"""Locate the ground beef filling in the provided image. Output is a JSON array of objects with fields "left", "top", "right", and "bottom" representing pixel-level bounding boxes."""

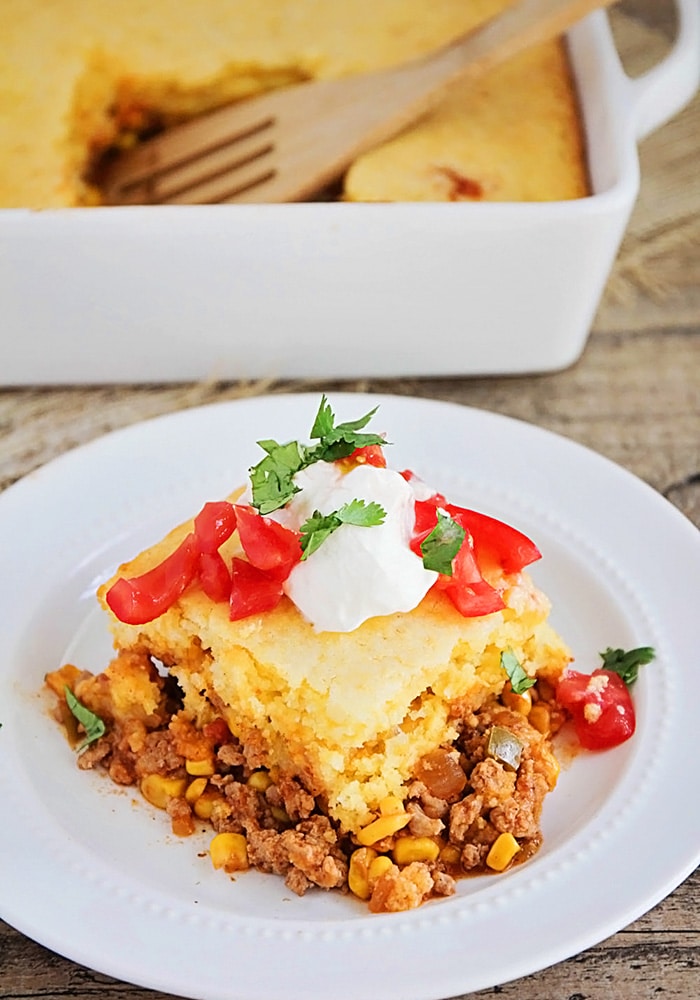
[{"left": 47, "top": 657, "right": 563, "bottom": 913}]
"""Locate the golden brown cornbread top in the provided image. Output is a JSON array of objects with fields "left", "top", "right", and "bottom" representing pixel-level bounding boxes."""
[{"left": 1, "top": 0, "right": 587, "bottom": 207}]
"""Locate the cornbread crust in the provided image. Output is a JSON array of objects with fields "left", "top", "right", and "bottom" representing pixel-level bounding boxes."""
[
  {"left": 98, "top": 498, "right": 571, "bottom": 835},
  {"left": 344, "top": 40, "right": 588, "bottom": 203},
  {"left": 1, "top": 0, "right": 587, "bottom": 208}
]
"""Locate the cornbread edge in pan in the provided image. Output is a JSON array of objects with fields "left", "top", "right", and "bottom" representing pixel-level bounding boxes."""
[{"left": 0, "top": 0, "right": 587, "bottom": 208}]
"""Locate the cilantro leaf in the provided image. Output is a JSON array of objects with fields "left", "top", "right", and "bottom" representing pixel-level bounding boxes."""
[
  {"left": 501, "top": 650, "right": 536, "bottom": 695},
  {"left": 299, "top": 510, "right": 338, "bottom": 559},
  {"left": 420, "top": 510, "right": 465, "bottom": 575},
  {"left": 599, "top": 646, "right": 655, "bottom": 687},
  {"left": 309, "top": 395, "right": 338, "bottom": 441},
  {"left": 64, "top": 685, "right": 106, "bottom": 752},
  {"left": 300, "top": 499, "right": 386, "bottom": 559},
  {"left": 249, "top": 396, "right": 387, "bottom": 513},
  {"left": 336, "top": 498, "right": 386, "bottom": 527},
  {"left": 249, "top": 438, "right": 307, "bottom": 514},
  {"left": 307, "top": 394, "right": 385, "bottom": 463}
]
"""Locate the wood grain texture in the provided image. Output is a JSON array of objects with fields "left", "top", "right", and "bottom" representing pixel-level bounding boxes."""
[{"left": 0, "top": 3, "right": 698, "bottom": 998}]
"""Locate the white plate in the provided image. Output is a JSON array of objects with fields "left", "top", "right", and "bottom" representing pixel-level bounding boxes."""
[{"left": 1, "top": 392, "right": 699, "bottom": 1000}]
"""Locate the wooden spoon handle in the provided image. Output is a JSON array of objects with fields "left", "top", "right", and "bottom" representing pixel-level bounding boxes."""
[{"left": 383, "top": 0, "right": 615, "bottom": 120}]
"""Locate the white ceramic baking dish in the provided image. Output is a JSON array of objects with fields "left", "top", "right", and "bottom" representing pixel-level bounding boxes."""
[{"left": 0, "top": 1, "right": 698, "bottom": 385}]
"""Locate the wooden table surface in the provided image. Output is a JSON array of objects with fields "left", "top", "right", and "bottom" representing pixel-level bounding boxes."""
[{"left": 1, "top": 3, "right": 698, "bottom": 998}]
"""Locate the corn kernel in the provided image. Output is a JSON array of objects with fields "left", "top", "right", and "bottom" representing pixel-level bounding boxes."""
[
  {"left": 356, "top": 811, "right": 411, "bottom": 846},
  {"left": 209, "top": 832, "right": 249, "bottom": 872},
  {"left": 528, "top": 703, "right": 551, "bottom": 735},
  {"left": 139, "top": 773, "right": 188, "bottom": 810},
  {"left": 439, "top": 844, "right": 462, "bottom": 867},
  {"left": 502, "top": 686, "right": 533, "bottom": 716},
  {"left": 185, "top": 757, "right": 215, "bottom": 777},
  {"left": 348, "top": 847, "right": 378, "bottom": 900},
  {"left": 392, "top": 836, "right": 441, "bottom": 866},
  {"left": 368, "top": 855, "right": 394, "bottom": 882},
  {"left": 379, "top": 795, "right": 405, "bottom": 816},
  {"left": 193, "top": 788, "right": 225, "bottom": 820},
  {"left": 247, "top": 770, "right": 273, "bottom": 792},
  {"left": 185, "top": 777, "right": 208, "bottom": 804},
  {"left": 486, "top": 832, "right": 520, "bottom": 872}
]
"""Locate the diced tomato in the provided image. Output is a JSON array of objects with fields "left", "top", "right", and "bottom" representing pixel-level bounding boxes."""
[
  {"left": 194, "top": 501, "right": 237, "bottom": 553},
  {"left": 198, "top": 550, "right": 232, "bottom": 603},
  {"left": 409, "top": 499, "right": 440, "bottom": 557},
  {"left": 410, "top": 497, "right": 505, "bottom": 617},
  {"left": 347, "top": 444, "right": 387, "bottom": 468},
  {"left": 234, "top": 505, "right": 302, "bottom": 581},
  {"left": 105, "top": 533, "right": 200, "bottom": 625},
  {"left": 444, "top": 578, "right": 505, "bottom": 617},
  {"left": 229, "top": 557, "right": 284, "bottom": 620},
  {"left": 437, "top": 534, "right": 505, "bottom": 617},
  {"left": 401, "top": 471, "right": 447, "bottom": 506},
  {"left": 556, "top": 668, "right": 636, "bottom": 750},
  {"left": 445, "top": 504, "right": 541, "bottom": 573},
  {"left": 202, "top": 717, "right": 232, "bottom": 746}
]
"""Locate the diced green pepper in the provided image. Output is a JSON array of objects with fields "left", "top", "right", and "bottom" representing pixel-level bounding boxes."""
[{"left": 486, "top": 725, "right": 524, "bottom": 772}]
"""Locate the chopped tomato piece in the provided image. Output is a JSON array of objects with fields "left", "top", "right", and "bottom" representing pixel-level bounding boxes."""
[
  {"left": 438, "top": 535, "right": 505, "bottom": 617},
  {"left": 229, "top": 558, "right": 284, "bottom": 620},
  {"left": 198, "top": 551, "right": 232, "bottom": 603},
  {"left": 194, "top": 501, "right": 237, "bottom": 553},
  {"left": 202, "top": 718, "right": 232, "bottom": 746},
  {"left": 556, "top": 668, "right": 636, "bottom": 750},
  {"left": 410, "top": 498, "right": 504, "bottom": 617},
  {"left": 409, "top": 499, "right": 440, "bottom": 557},
  {"left": 445, "top": 504, "right": 541, "bottom": 573},
  {"left": 234, "top": 505, "right": 302, "bottom": 581},
  {"left": 408, "top": 495, "right": 449, "bottom": 558},
  {"left": 105, "top": 533, "right": 199, "bottom": 625},
  {"left": 347, "top": 444, "right": 387, "bottom": 468},
  {"left": 443, "top": 578, "right": 506, "bottom": 617}
]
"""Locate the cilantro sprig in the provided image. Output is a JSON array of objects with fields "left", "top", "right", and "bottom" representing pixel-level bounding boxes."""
[
  {"left": 306, "top": 395, "right": 386, "bottom": 463},
  {"left": 300, "top": 499, "right": 386, "bottom": 559},
  {"left": 599, "top": 646, "right": 655, "bottom": 687},
  {"left": 249, "top": 438, "right": 307, "bottom": 515},
  {"left": 64, "top": 686, "right": 106, "bottom": 752},
  {"left": 501, "top": 650, "right": 536, "bottom": 695},
  {"left": 249, "top": 395, "right": 386, "bottom": 514},
  {"left": 420, "top": 510, "right": 465, "bottom": 575}
]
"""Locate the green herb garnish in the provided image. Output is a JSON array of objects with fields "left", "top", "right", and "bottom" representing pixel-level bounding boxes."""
[
  {"left": 249, "top": 395, "right": 386, "bottom": 514},
  {"left": 501, "top": 650, "right": 536, "bottom": 695},
  {"left": 249, "top": 438, "right": 307, "bottom": 514},
  {"left": 599, "top": 646, "right": 655, "bottom": 687},
  {"left": 64, "top": 686, "right": 106, "bottom": 752},
  {"left": 420, "top": 510, "right": 465, "bottom": 575},
  {"left": 300, "top": 499, "right": 386, "bottom": 559},
  {"left": 306, "top": 395, "right": 386, "bottom": 463}
]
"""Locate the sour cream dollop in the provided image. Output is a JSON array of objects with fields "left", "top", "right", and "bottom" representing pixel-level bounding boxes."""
[{"left": 270, "top": 461, "right": 437, "bottom": 632}]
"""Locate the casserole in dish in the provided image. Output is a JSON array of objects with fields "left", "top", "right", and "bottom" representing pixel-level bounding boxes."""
[{"left": 0, "top": 0, "right": 698, "bottom": 382}]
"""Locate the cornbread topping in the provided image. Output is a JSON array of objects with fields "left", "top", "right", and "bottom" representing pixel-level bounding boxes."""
[
  {"left": 44, "top": 395, "right": 651, "bottom": 912},
  {"left": 1, "top": 1, "right": 588, "bottom": 207}
]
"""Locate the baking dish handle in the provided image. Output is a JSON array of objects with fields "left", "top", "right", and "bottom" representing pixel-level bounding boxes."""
[{"left": 624, "top": 0, "right": 700, "bottom": 142}]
